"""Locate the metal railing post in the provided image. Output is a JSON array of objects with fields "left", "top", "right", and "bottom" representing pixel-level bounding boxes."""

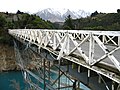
[
  {"left": 118, "top": 36, "right": 120, "bottom": 46},
  {"left": 89, "top": 32, "right": 94, "bottom": 65}
]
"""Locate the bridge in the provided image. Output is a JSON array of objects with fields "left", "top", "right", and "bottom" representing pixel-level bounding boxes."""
[{"left": 9, "top": 29, "right": 120, "bottom": 90}]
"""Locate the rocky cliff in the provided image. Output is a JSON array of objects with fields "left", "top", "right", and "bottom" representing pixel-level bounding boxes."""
[
  {"left": 0, "top": 43, "right": 43, "bottom": 72},
  {"left": 0, "top": 44, "right": 19, "bottom": 72}
]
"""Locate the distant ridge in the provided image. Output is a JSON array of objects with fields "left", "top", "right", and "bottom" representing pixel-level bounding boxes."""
[{"left": 35, "top": 8, "right": 91, "bottom": 22}]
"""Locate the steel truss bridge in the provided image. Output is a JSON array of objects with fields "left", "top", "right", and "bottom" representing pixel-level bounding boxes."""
[{"left": 9, "top": 29, "right": 120, "bottom": 90}]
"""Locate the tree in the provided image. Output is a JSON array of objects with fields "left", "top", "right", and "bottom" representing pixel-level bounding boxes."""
[
  {"left": 0, "top": 15, "right": 6, "bottom": 28},
  {"left": 91, "top": 11, "right": 98, "bottom": 17},
  {"left": 16, "top": 10, "right": 23, "bottom": 14},
  {"left": 117, "top": 9, "right": 120, "bottom": 13},
  {"left": 6, "top": 21, "right": 14, "bottom": 29},
  {"left": 63, "top": 15, "right": 74, "bottom": 29}
]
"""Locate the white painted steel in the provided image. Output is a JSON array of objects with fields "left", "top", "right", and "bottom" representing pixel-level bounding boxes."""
[{"left": 9, "top": 29, "right": 120, "bottom": 83}]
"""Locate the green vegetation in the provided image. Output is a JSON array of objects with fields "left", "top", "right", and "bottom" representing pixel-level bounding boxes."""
[
  {"left": 63, "top": 10, "right": 120, "bottom": 31},
  {"left": 0, "top": 10, "right": 54, "bottom": 45},
  {"left": 0, "top": 11, "right": 54, "bottom": 29},
  {"left": 63, "top": 15, "right": 74, "bottom": 29},
  {"left": 1, "top": 9, "right": 120, "bottom": 45}
]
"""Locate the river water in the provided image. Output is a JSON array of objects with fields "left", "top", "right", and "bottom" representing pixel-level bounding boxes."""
[
  {"left": 0, "top": 71, "right": 90, "bottom": 90},
  {"left": 0, "top": 71, "right": 26, "bottom": 90}
]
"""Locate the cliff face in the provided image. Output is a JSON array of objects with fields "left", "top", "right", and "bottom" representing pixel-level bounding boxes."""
[
  {"left": 0, "top": 43, "right": 41, "bottom": 72},
  {"left": 0, "top": 44, "right": 18, "bottom": 71}
]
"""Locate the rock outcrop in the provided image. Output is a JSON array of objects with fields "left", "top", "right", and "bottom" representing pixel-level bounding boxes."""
[{"left": 0, "top": 44, "right": 18, "bottom": 72}]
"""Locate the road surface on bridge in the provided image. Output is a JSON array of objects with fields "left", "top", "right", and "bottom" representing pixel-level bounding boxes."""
[{"left": 73, "top": 41, "right": 119, "bottom": 67}]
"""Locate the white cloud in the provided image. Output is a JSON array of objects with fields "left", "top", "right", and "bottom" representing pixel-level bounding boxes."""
[{"left": 0, "top": 0, "right": 120, "bottom": 13}]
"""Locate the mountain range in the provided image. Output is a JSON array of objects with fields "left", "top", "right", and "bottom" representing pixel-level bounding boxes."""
[{"left": 35, "top": 8, "right": 91, "bottom": 22}]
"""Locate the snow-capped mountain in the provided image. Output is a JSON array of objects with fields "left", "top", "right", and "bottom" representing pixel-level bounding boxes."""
[{"left": 35, "top": 8, "right": 90, "bottom": 22}]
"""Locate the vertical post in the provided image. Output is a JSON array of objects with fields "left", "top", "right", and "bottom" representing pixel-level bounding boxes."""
[
  {"left": 112, "top": 81, "right": 115, "bottom": 90},
  {"left": 81, "top": 34, "right": 84, "bottom": 40},
  {"left": 58, "top": 60, "right": 61, "bottom": 90},
  {"left": 78, "top": 81, "right": 80, "bottom": 89},
  {"left": 98, "top": 75, "right": 101, "bottom": 83},
  {"left": 102, "top": 35, "right": 105, "bottom": 44},
  {"left": 48, "top": 61, "right": 50, "bottom": 90},
  {"left": 24, "top": 71, "right": 27, "bottom": 81},
  {"left": 43, "top": 58, "right": 46, "bottom": 90},
  {"left": 118, "top": 36, "right": 120, "bottom": 46},
  {"left": 53, "top": 32, "right": 56, "bottom": 50},
  {"left": 78, "top": 65, "right": 80, "bottom": 73},
  {"left": 88, "top": 69, "right": 90, "bottom": 77},
  {"left": 44, "top": 32, "right": 48, "bottom": 47},
  {"left": 87, "top": 69, "right": 90, "bottom": 84},
  {"left": 89, "top": 32, "right": 94, "bottom": 65},
  {"left": 73, "top": 33, "right": 76, "bottom": 39},
  {"left": 48, "top": 61, "right": 50, "bottom": 82},
  {"left": 73, "top": 79, "right": 77, "bottom": 90}
]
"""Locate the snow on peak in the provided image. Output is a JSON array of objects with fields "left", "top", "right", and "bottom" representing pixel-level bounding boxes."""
[{"left": 36, "top": 8, "right": 91, "bottom": 22}]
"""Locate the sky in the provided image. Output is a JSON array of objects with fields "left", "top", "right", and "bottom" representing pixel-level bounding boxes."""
[{"left": 0, "top": 0, "right": 120, "bottom": 13}]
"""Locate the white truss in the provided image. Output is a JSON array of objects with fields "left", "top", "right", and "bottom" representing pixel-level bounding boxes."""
[{"left": 9, "top": 29, "right": 120, "bottom": 83}]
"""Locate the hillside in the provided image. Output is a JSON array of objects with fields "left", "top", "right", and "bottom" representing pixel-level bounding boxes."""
[
  {"left": 71, "top": 11, "right": 120, "bottom": 30},
  {"left": 0, "top": 11, "right": 55, "bottom": 45},
  {"left": 0, "top": 11, "right": 54, "bottom": 29},
  {"left": 0, "top": 11, "right": 55, "bottom": 72}
]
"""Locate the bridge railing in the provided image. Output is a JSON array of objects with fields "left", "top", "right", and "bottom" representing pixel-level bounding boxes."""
[
  {"left": 9, "top": 29, "right": 120, "bottom": 73},
  {"left": 9, "top": 29, "right": 120, "bottom": 45}
]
